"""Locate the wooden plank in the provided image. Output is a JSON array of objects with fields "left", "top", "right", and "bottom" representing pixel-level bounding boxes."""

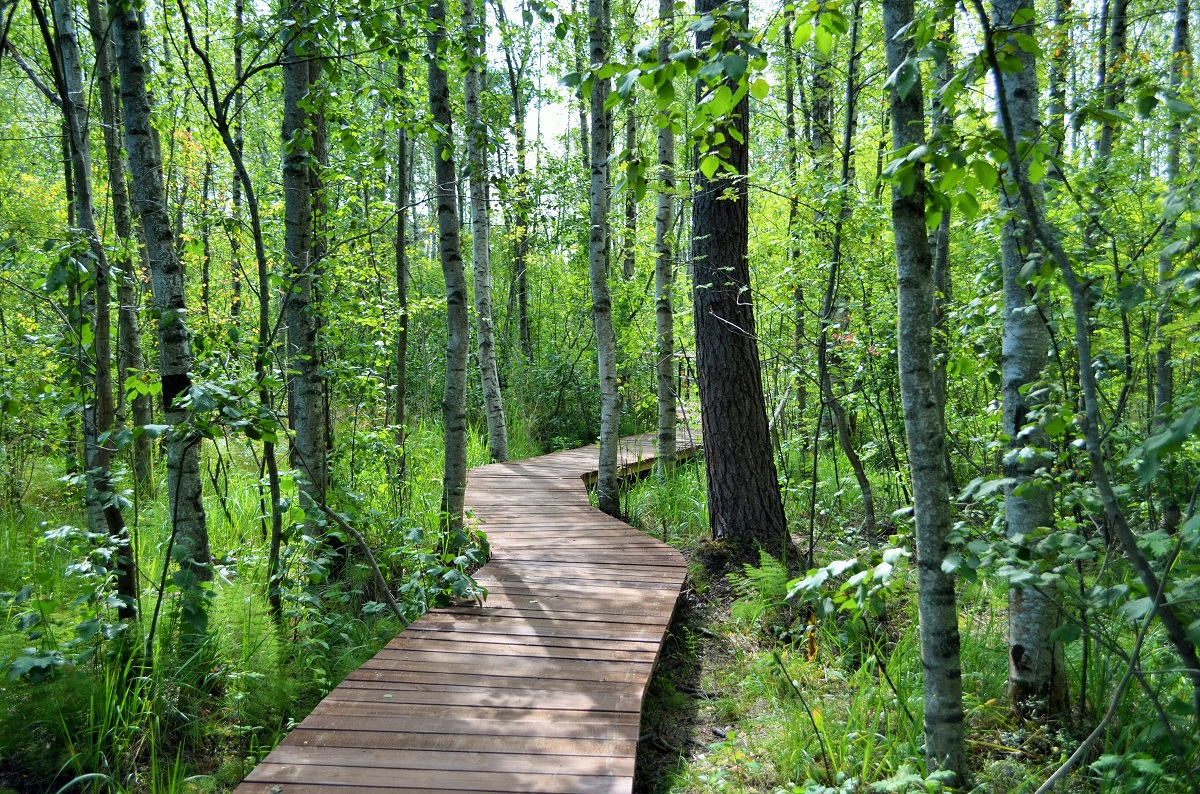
[
  {"left": 243, "top": 763, "right": 630, "bottom": 793},
  {"left": 280, "top": 728, "right": 636, "bottom": 758},
  {"left": 295, "top": 710, "right": 643, "bottom": 738},
  {"left": 341, "top": 666, "right": 644, "bottom": 693},
  {"left": 262, "top": 746, "right": 635, "bottom": 777},
  {"left": 320, "top": 686, "right": 640, "bottom": 713}
]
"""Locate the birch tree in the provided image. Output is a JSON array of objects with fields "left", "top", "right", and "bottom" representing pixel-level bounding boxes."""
[
  {"left": 588, "top": 0, "right": 620, "bottom": 517},
  {"left": 882, "top": 0, "right": 966, "bottom": 780},
  {"left": 427, "top": 0, "right": 469, "bottom": 530},
  {"left": 463, "top": 0, "right": 507, "bottom": 463}
]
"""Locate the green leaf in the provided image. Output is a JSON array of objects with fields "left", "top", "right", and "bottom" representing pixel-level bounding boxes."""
[
  {"left": 971, "top": 159, "right": 998, "bottom": 189},
  {"left": 699, "top": 155, "right": 719, "bottom": 180},
  {"left": 749, "top": 77, "right": 769, "bottom": 100},
  {"left": 1136, "top": 91, "right": 1160, "bottom": 118},
  {"left": 723, "top": 54, "right": 748, "bottom": 82}
]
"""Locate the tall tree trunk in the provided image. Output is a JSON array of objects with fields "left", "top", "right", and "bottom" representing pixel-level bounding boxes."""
[
  {"left": 992, "top": 0, "right": 1070, "bottom": 721},
  {"left": 817, "top": 0, "right": 876, "bottom": 540},
  {"left": 282, "top": 11, "right": 328, "bottom": 547},
  {"left": 692, "top": 0, "right": 790, "bottom": 565},
  {"left": 86, "top": 0, "right": 151, "bottom": 489},
  {"left": 588, "top": 0, "right": 619, "bottom": 517},
  {"left": 428, "top": 0, "right": 469, "bottom": 531},
  {"left": 1047, "top": 0, "right": 1071, "bottom": 164},
  {"left": 395, "top": 55, "right": 409, "bottom": 481},
  {"left": 200, "top": 158, "right": 212, "bottom": 315},
  {"left": 882, "top": 0, "right": 967, "bottom": 781},
  {"left": 1096, "top": 0, "right": 1129, "bottom": 161},
  {"left": 463, "top": 0, "right": 507, "bottom": 463},
  {"left": 230, "top": 0, "right": 244, "bottom": 319},
  {"left": 783, "top": 7, "right": 808, "bottom": 470},
  {"left": 1154, "top": 0, "right": 1189, "bottom": 533},
  {"left": 175, "top": 0, "right": 285, "bottom": 615},
  {"left": 621, "top": 94, "right": 637, "bottom": 281},
  {"left": 654, "top": 0, "right": 676, "bottom": 475},
  {"left": 111, "top": 0, "right": 211, "bottom": 604},
  {"left": 50, "top": 0, "right": 136, "bottom": 620},
  {"left": 494, "top": 0, "right": 534, "bottom": 363},
  {"left": 930, "top": 0, "right": 954, "bottom": 426},
  {"left": 976, "top": 0, "right": 1200, "bottom": 722}
]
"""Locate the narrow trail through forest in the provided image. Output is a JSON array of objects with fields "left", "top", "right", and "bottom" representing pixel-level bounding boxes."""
[{"left": 234, "top": 432, "right": 700, "bottom": 794}]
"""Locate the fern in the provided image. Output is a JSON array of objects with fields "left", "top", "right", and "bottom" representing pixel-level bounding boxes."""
[{"left": 728, "top": 550, "right": 790, "bottom": 625}]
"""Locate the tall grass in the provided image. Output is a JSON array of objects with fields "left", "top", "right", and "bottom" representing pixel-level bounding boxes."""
[{"left": 0, "top": 415, "right": 496, "bottom": 792}]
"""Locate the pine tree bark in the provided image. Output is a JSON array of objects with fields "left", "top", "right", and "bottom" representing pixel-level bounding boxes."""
[
  {"left": 588, "top": 0, "right": 620, "bottom": 517},
  {"left": 883, "top": 0, "right": 967, "bottom": 780},
  {"left": 692, "top": 0, "right": 789, "bottom": 564},
  {"left": 654, "top": 0, "right": 676, "bottom": 475},
  {"left": 463, "top": 0, "right": 507, "bottom": 463},
  {"left": 50, "top": 0, "right": 136, "bottom": 619},
  {"left": 110, "top": 0, "right": 211, "bottom": 590},
  {"left": 428, "top": 0, "right": 469, "bottom": 531},
  {"left": 992, "top": 0, "right": 1070, "bottom": 721}
]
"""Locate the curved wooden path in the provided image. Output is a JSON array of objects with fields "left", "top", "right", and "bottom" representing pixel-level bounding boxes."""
[{"left": 235, "top": 432, "right": 698, "bottom": 794}]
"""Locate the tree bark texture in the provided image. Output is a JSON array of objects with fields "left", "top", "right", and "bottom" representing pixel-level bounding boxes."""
[
  {"left": 654, "top": 0, "right": 676, "bottom": 475},
  {"left": 110, "top": 0, "right": 211, "bottom": 584},
  {"left": 992, "top": 0, "right": 1070, "bottom": 721},
  {"left": 428, "top": 0, "right": 469, "bottom": 530},
  {"left": 282, "top": 15, "right": 328, "bottom": 528},
  {"left": 85, "top": 0, "right": 152, "bottom": 489},
  {"left": 692, "top": 0, "right": 789, "bottom": 562},
  {"left": 882, "top": 0, "right": 967, "bottom": 782},
  {"left": 395, "top": 56, "right": 409, "bottom": 477},
  {"left": 51, "top": 0, "right": 136, "bottom": 618},
  {"left": 1155, "top": 0, "right": 1189, "bottom": 527},
  {"left": 463, "top": 0, "right": 508, "bottom": 463},
  {"left": 588, "top": 0, "right": 620, "bottom": 517}
]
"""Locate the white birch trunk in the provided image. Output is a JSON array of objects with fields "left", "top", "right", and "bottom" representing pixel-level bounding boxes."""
[
  {"left": 110, "top": 0, "right": 211, "bottom": 586},
  {"left": 463, "top": 0, "right": 508, "bottom": 463},
  {"left": 588, "top": 0, "right": 619, "bottom": 516},
  {"left": 654, "top": 0, "right": 676, "bottom": 475},
  {"left": 428, "top": 0, "right": 469, "bottom": 530},
  {"left": 992, "top": 0, "right": 1069, "bottom": 719},
  {"left": 882, "top": 0, "right": 967, "bottom": 781}
]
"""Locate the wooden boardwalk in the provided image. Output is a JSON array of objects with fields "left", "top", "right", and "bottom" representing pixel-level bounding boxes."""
[{"left": 235, "top": 432, "right": 698, "bottom": 794}]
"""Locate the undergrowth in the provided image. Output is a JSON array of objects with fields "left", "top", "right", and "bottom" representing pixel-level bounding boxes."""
[
  {"left": 0, "top": 418, "right": 502, "bottom": 793},
  {"left": 625, "top": 449, "right": 1198, "bottom": 794}
]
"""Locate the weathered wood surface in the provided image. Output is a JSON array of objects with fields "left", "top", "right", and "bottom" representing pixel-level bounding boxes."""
[{"left": 235, "top": 431, "right": 699, "bottom": 794}]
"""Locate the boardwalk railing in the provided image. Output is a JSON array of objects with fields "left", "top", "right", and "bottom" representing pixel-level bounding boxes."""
[{"left": 235, "top": 432, "right": 698, "bottom": 794}]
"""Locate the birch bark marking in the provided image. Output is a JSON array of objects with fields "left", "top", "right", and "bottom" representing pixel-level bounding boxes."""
[
  {"left": 588, "top": 0, "right": 620, "bottom": 517},
  {"left": 110, "top": 0, "right": 211, "bottom": 586},
  {"left": 992, "top": 0, "right": 1069, "bottom": 720},
  {"left": 282, "top": 2, "right": 328, "bottom": 536},
  {"left": 85, "top": 0, "right": 152, "bottom": 490},
  {"left": 654, "top": 0, "right": 676, "bottom": 475},
  {"left": 691, "top": 0, "right": 789, "bottom": 563},
  {"left": 50, "top": 0, "right": 136, "bottom": 618},
  {"left": 882, "top": 0, "right": 966, "bottom": 781},
  {"left": 428, "top": 0, "right": 469, "bottom": 529},
  {"left": 463, "top": 0, "right": 508, "bottom": 463}
]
